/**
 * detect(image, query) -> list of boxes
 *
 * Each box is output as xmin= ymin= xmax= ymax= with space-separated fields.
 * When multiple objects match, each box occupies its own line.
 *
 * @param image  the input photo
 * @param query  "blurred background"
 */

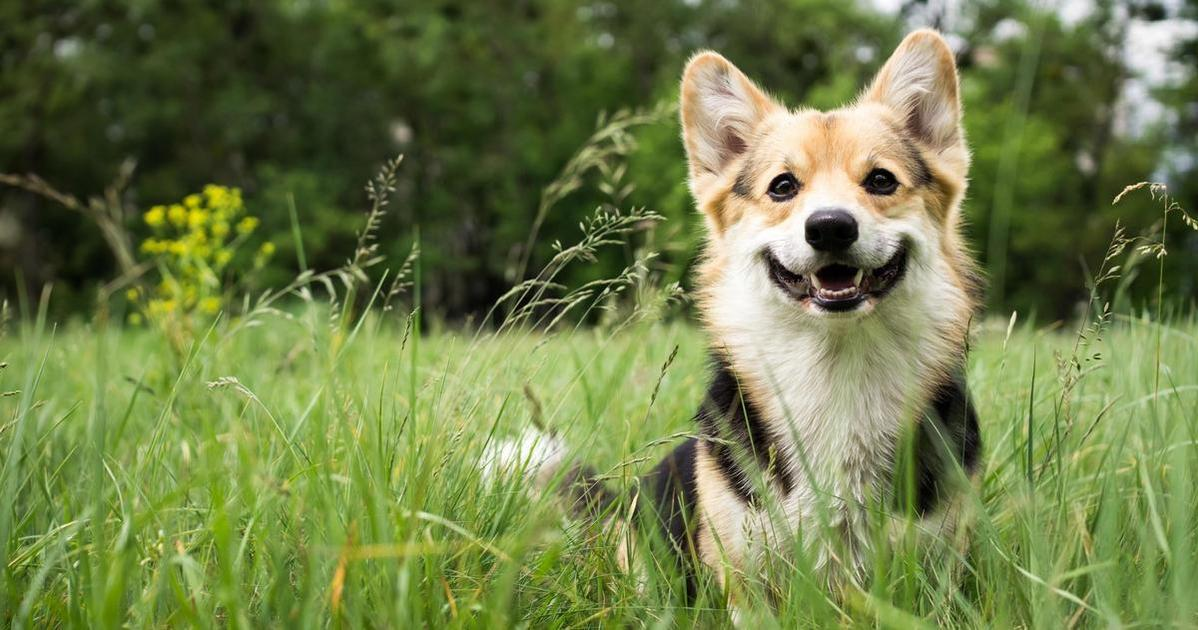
xmin=2 ymin=0 xmax=1196 ymax=322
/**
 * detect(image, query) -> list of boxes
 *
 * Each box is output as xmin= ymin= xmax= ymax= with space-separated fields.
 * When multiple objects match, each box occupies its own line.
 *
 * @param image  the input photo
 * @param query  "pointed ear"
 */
xmin=680 ymin=52 xmax=780 ymax=177
xmin=863 ymin=30 xmax=962 ymax=151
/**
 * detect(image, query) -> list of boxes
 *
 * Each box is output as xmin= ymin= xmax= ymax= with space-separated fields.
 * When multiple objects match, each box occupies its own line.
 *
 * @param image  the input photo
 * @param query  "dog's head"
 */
xmin=681 ymin=30 xmax=976 ymax=326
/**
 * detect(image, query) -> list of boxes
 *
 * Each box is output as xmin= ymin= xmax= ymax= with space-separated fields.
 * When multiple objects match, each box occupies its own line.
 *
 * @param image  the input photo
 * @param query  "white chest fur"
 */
xmin=697 ymin=244 xmax=968 ymax=577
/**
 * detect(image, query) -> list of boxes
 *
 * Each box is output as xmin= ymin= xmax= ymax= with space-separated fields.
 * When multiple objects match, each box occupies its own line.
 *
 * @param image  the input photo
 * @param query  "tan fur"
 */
xmin=681 ymin=29 xmax=980 ymax=587
xmin=694 ymin=440 xmax=745 ymax=584
xmin=489 ymin=32 xmax=983 ymax=606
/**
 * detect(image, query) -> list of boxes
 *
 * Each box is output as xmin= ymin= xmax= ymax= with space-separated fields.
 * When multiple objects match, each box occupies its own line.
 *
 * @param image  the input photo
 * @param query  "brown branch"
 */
xmin=0 ymin=159 xmax=138 ymax=275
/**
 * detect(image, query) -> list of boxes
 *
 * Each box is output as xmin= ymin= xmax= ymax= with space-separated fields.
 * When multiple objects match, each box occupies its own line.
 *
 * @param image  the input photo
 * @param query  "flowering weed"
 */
xmin=130 ymin=184 xmax=274 ymax=353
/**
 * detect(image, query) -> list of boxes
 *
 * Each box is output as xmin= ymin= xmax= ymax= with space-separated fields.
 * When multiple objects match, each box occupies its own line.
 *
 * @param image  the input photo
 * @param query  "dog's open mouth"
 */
xmin=765 ymin=246 xmax=908 ymax=312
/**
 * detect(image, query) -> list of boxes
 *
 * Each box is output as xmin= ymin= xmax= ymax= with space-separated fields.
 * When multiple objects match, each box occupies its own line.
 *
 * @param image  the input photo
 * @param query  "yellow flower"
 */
xmin=141 ymin=238 xmax=163 ymax=254
xmin=128 ymin=313 xmax=143 ymax=326
xmin=188 ymin=208 xmax=208 ymax=230
xmin=135 ymin=185 xmax=264 ymax=330
xmin=254 ymin=241 xmax=276 ymax=268
xmin=204 ymin=184 xmax=240 ymax=212
xmin=144 ymin=205 xmax=166 ymax=228
xmin=236 ymin=216 xmax=259 ymax=235
xmin=168 ymin=204 xmax=187 ymax=227
xmin=147 ymin=298 xmax=177 ymax=317
xmin=228 ymin=187 xmax=244 ymax=212
xmin=158 ymin=279 xmax=177 ymax=296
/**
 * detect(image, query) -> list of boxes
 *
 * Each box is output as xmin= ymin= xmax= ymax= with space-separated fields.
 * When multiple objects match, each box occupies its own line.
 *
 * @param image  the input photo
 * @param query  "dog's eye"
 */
xmin=863 ymin=168 xmax=899 ymax=196
xmin=767 ymin=173 xmax=800 ymax=201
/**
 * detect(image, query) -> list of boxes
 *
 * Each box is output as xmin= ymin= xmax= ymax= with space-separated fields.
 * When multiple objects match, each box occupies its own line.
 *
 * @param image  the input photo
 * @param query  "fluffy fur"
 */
xmin=486 ymin=29 xmax=983 ymax=598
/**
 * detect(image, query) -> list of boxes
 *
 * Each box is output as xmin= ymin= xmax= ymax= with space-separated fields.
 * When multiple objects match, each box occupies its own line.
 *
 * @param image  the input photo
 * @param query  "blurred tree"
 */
xmin=905 ymin=0 xmax=1182 ymax=318
xmin=0 ymin=0 xmax=1191 ymax=320
xmin=1150 ymin=0 xmax=1198 ymax=303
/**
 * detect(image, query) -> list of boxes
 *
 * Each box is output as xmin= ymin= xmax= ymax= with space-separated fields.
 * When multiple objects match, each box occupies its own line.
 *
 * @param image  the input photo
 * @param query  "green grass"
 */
xmin=1 ymin=305 xmax=1197 ymax=627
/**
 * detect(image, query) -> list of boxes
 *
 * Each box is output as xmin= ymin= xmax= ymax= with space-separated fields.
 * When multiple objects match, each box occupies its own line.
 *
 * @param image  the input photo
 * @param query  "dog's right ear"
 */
xmin=862 ymin=30 xmax=963 ymax=152
xmin=680 ymin=52 xmax=779 ymax=180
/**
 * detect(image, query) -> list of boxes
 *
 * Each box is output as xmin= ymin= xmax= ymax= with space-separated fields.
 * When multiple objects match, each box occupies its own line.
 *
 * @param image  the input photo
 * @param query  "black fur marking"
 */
xmin=901 ymin=138 xmax=934 ymax=188
xmin=903 ymin=373 xmax=982 ymax=515
xmin=885 ymin=120 xmax=935 ymax=188
xmin=642 ymin=437 xmax=703 ymax=598
xmin=644 ymin=438 xmax=701 ymax=554
xmin=696 ymin=355 xmax=793 ymax=504
xmin=931 ymin=374 xmax=982 ymax=473
xmin=560 ymin=464 xmax=621 ymax=518
xmin=554 ymin=359 xmax=981 ymax=599
xmin=731 ymin=165 xmax=754 ymax=198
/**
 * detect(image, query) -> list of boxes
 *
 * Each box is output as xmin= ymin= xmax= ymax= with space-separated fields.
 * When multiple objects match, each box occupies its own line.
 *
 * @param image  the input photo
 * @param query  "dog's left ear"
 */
xmin=863 ymin=30 xmax=962 ymax=151
xmin=680 ymin=52 xmax=780 ymax=179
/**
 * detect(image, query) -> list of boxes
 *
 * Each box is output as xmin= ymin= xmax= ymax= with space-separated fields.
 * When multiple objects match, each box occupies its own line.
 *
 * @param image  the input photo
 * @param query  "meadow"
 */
xmin=4 ymin=3 xmax=1198 ymax=626
xmin=1 ymin=294 xmax=1196 ymax=627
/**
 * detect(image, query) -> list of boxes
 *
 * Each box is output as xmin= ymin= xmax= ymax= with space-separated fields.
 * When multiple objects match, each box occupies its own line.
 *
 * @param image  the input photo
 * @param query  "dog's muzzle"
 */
xmin=764 ymin=246 xmax=909 ymax=312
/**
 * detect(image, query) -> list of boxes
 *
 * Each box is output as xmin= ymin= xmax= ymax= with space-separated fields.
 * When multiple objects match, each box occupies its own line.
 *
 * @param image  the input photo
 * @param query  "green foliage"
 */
xmin=2 ymin=304 xmax=1198 ymax=625
xmin=130 ymin=184 xmax=273 ymax=356
xmin=4 ymin=4 xmax=1198 ymax=625
xmin=1 ymin=0 xmax=1195 ymax=318
xmin=955 ymin=0 xmax=1195 ymax=316
xmin=0 ymin=149 xmax=1194 ymax=624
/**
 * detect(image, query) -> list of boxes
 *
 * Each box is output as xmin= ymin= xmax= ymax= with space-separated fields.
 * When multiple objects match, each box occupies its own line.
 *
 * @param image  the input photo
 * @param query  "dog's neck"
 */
xmin=701 ymin=257 xmax=971 ymax=499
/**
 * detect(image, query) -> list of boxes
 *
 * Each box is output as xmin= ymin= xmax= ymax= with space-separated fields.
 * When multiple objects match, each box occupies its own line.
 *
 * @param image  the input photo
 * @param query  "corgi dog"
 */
xmin=487 ymin=29 xmax=982 ymax=597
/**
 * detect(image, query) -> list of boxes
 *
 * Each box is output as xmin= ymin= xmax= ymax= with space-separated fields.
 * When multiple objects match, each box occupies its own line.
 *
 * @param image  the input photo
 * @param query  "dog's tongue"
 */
xmin=815 ymin=264 xmax=860 ymax=291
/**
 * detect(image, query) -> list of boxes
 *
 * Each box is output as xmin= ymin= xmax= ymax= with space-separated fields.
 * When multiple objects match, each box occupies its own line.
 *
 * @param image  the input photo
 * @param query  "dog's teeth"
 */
xmin=818 ymin=287 xmax=857 ymax=299
xmin=811 ymin=275 xmax=823 ymax=290
xmin=853 ymin=269 xmax=864 ymax=286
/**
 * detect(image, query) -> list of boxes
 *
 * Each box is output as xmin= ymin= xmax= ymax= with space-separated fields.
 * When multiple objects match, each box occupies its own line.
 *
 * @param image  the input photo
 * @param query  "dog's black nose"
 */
xmin=805 ymin=209 xmax=858 ymax=252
